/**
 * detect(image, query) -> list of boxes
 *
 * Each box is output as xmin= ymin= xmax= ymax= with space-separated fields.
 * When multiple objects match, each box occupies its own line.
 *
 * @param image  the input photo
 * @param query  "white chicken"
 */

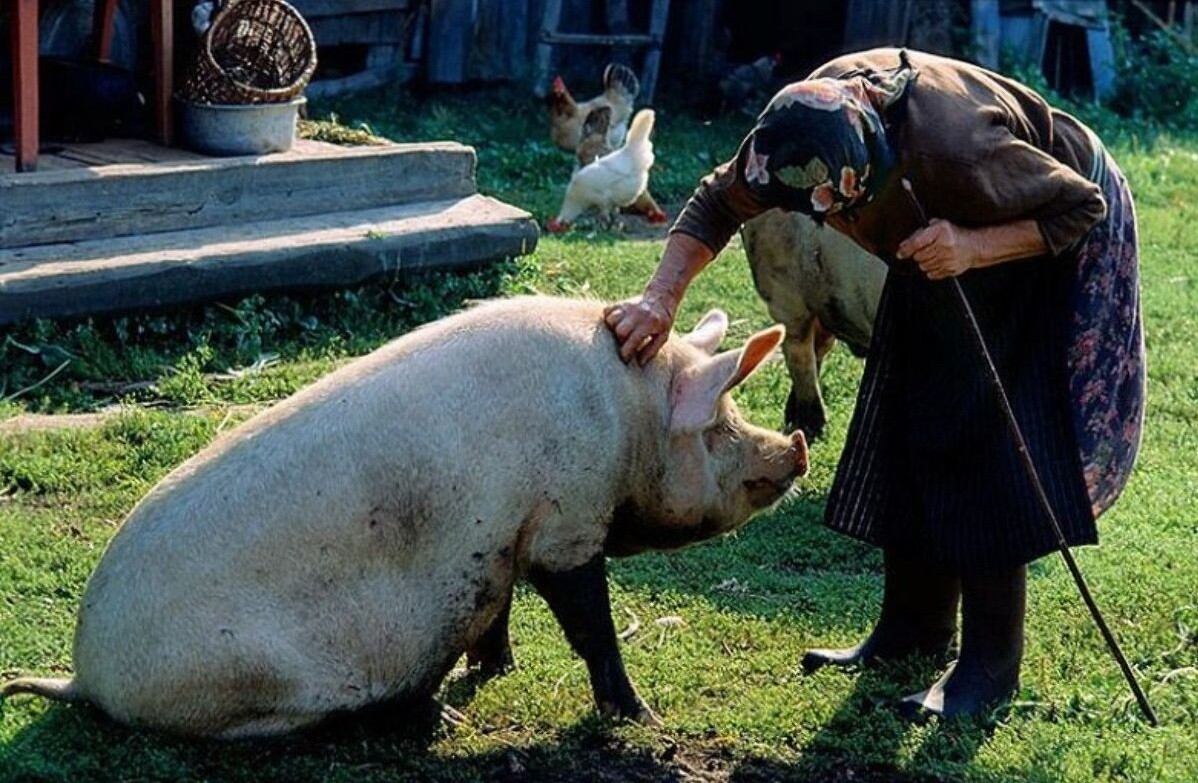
xmin=546 ymin=109 xmax=656 ymax=234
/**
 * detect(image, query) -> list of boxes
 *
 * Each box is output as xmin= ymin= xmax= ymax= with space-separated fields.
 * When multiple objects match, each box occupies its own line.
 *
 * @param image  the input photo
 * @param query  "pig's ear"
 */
xmin=670 ymin=325 xmax=785 ymax=433
xmin=682 ymin=309 xmax=729 ymax=355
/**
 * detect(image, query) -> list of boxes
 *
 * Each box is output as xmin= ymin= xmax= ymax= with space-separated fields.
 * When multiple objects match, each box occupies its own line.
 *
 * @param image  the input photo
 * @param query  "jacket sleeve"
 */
xmin=670 ymin=139 xmax=772 ymax=255
xmin=913 ymin=127 xmax=1107 ymax=258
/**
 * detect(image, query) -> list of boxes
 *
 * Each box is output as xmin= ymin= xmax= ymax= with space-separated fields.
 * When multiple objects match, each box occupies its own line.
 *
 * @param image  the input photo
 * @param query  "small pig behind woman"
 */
xmin=2 ymin=296 xmax=806 ymax=739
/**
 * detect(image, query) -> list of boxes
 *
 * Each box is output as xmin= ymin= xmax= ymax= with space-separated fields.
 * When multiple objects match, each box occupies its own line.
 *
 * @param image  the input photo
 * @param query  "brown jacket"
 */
xmin=673 ymin=48 xmax=1107 ymax=259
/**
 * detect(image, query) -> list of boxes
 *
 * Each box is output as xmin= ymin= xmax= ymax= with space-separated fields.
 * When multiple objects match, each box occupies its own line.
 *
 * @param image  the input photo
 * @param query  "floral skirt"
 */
xmin=824 ymin=153 xmax=1143 ymax=570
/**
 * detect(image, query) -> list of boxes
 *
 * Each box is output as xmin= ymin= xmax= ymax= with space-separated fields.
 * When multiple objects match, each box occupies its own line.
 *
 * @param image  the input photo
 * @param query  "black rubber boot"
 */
xmin=900 ymin=564 xmax=1026 ymax=720
xmin=802 ymin=550 xmax=960 ymax=672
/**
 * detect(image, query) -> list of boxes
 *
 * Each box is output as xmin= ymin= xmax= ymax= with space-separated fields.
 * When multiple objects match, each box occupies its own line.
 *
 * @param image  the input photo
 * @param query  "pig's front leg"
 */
xmin=529 ymin=554 xmax=659 ymax=725
xmin=466 ymin=591 xmax=515 ymax=679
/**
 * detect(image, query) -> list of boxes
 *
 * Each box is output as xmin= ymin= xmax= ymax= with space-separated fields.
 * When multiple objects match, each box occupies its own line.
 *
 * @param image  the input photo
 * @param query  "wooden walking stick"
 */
xmin=901 ymin=179 xmax=1159 ymax=726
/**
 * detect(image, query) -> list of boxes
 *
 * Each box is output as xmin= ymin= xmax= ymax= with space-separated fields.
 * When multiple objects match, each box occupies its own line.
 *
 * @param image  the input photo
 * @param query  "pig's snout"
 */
xmin=789 ymin=430 xmax=809 ymax=478
xmin=742 ymin=430 xmax=808 ymax=509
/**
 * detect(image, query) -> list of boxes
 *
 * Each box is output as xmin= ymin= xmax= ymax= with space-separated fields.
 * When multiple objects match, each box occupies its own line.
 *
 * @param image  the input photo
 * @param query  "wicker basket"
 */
xmin=180 ymin=0 xmax=317 ymax=105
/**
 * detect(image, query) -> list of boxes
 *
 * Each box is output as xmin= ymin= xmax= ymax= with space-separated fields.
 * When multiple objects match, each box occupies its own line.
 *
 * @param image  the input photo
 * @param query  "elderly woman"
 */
xmin=605 ymin=48 xmax=1144 ymax=718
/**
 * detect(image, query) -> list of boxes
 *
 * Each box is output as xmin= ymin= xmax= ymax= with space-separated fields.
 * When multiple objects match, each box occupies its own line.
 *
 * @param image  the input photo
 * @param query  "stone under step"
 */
xmin=0 ymin=195 xmax=538 ymax=325
xmin=0 ymin=139 xmax=477 ymax=250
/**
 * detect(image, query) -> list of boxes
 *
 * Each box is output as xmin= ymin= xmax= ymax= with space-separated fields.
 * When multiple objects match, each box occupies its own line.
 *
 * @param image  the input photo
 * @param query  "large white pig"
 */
xmin=2 ymin=296 xmax=806 ymax=739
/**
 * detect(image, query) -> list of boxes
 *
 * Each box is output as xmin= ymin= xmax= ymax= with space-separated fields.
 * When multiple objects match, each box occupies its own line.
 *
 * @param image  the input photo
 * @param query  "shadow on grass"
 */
xmin=2 ymin=666 xmax=996 ymax=783
xmin=0 ymin=701 xmax=695 ymax=783
xmin=0 ymin=692 xmax=996 ymax=783
xmin=728 ymin=666 xmax=993 ymax=782
xmin=600 ymin=491 xmax=996 ymax=781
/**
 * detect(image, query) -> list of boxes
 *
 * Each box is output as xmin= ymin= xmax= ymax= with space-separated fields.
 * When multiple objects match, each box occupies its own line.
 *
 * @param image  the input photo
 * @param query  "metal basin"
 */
xmin=177 ymin=97 xmax=306 ymax=156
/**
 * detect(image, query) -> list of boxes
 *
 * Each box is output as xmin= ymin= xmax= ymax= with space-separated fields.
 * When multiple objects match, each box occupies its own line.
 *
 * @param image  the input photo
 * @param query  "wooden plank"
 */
xmin=469 ymin=0 xmax=529 ymax=81
xmin=55 ymin=148 xmax=122 ymax=166
xmin=1087 ymin=27 xmax=1117 ymax=100
xmin=606 ymin=0 xmax=630 ymax=31
xmin=1130 ymin=0 xmax=1197 ymax=53
xmin=844 ymin=0 xmax=912 ymax=49
xmin=540 ymin=32 xmax=661 ymax=46
xmin=971 ymin=0 xmax=1001 ymax=68
xmin=908 ymin=0 xmax=956 ymax=54
xmin=0 ymin=142 xmax=478 ymax=249
xmin=12 ymin=0 xmax=40 ymax=173
xmin=672 ymin=0 xmax=720 ymax=77
xmin=151 ymin=0 xmax=174 ymax=145
xmin=427 ymin=0 xmax=475 ymax=84
xmin=72 ymin=138 xmax=209 ymax=164
xmin=305 ymin=63 xmax=416 ymax=99
xmin=309 ymin=13 xmax=407 ymax=46
xmin=641 ymin=0 xmax=671 ymax=103
xmin=533 ymin=0 xmax=563 ymax=96
xmin=605 ymin=0 xmax=631 ymax=63
xmin=0 ymin=195 xmax=539 ymax=325
xmin=365 ymin=45 xmax=402 ymax=69
xmin=0 ymin=151 xmax=87 ymax=176
xmin=290 ymin=0 xmax=410 ymax=19
xmin=93 ymin=0 xmax=119 ymax=61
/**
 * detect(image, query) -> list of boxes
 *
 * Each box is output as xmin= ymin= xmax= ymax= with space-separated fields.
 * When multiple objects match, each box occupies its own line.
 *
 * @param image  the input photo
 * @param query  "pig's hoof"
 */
xmin=439 ymin=701 xmax=470 ymax=729
xmin=466 ymin=647 xmax=515 ymax=680
xmin=784 ymin=389 xmax=826 ymax=441
xmin=476 ymin=658 xmax=515 ymax=680
xmin=634 ymin=705 xmax=664 ymax=727
xmin=600 ymin=698 xmax=663 ymax=727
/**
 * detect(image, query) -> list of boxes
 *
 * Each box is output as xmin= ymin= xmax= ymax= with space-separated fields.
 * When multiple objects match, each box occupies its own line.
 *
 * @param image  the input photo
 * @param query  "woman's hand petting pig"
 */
xmin=606 ymin=233 xmax=718 ymax=365
xmin=604 ymin=291 xmax=678 ymax=366
xmin=895 ymin=218 xmax=982 ymax=280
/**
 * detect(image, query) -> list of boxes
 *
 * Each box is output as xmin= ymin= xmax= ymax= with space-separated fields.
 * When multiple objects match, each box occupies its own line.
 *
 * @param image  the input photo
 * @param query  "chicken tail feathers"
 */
xmin=625 ymin=109 xmax=655 ymax=147
xmin=603 ymin=63 xmax=640 ymax=103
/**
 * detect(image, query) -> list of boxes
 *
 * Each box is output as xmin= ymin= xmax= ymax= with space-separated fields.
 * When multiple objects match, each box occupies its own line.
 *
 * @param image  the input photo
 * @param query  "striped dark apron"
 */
xmin=824 ymin=140 xmax=1144 ymax=571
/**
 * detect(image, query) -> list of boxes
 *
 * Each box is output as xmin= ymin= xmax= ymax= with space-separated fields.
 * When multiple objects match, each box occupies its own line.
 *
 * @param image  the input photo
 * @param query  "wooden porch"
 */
xmin=0 ymin=137 xmax=202 ymax=176
xmin=6 ymin=0 xmax=174 ymax=173
xmin=0 ymin=137 xmax=539 ymax=325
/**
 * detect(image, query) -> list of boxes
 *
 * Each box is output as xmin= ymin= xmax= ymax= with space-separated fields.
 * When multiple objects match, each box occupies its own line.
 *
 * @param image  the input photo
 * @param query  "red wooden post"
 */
xmin=11 ymin=0 xmax=40 ymax=173
xmin=151 ymin=0 xmax=174 ymax=146
xmin=92 ymin=0 xmax=119 ymax=62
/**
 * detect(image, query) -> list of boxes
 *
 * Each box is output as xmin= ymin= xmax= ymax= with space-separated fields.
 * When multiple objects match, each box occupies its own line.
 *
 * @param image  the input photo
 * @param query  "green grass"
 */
xmin=1 ymin=87 xmax=1196 ymax=783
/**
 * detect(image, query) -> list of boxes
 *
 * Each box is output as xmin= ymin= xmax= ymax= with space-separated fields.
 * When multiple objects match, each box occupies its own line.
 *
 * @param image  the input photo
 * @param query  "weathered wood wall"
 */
xmin=290 ymin=0 xmax=415 ymax=97
xmin=288 ymin=0 xmax=742 ymax=92
xmin=426 ymin=0 xmax=533 ymax=83
xmin=290 ymin=0 xmax=1104 ymax=97
xmin=292 ymin=0 xmax=412 ymax=49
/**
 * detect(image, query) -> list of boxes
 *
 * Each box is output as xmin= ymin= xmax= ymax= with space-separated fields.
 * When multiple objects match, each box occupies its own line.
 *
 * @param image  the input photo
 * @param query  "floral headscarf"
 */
xmin=736 ymin=57 xmax=916 ymax=222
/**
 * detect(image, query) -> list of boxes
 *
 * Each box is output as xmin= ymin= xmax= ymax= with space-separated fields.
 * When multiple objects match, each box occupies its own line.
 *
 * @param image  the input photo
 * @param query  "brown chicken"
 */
xmin=548 ymin=63 xmax=640 ymax=152
xmin=575 ymin=107 xmax=615 ymax=167
xmin=569 ymin=106 xmax=667 ymax=227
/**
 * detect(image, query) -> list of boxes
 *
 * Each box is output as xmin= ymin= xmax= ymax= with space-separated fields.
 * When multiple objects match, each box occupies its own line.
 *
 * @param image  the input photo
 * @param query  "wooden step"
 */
xmin=0 ymin=195 xmax=538 ymax=325
xmin=0 ymin=140 xmax=477 ymax=250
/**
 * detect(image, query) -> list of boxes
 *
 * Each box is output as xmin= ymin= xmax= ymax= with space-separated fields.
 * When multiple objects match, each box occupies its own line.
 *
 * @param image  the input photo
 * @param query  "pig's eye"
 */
xmin=703 ymin=420 xmax=734 ymax=451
